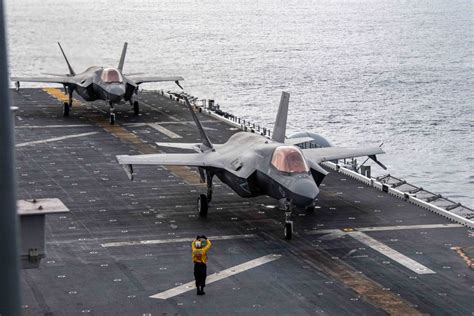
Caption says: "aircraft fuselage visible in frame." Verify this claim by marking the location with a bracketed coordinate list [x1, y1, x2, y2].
[206, 132, 321, 210]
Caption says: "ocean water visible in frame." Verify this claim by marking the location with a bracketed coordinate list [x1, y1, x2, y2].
[5, 0, 473, 206]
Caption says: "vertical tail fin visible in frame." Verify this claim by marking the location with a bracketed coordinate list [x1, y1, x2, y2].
[117, 42, 128, 72]
[271, 91, 290, 143]
[183, 97, 214, 151]
[57, 42, 75, 76]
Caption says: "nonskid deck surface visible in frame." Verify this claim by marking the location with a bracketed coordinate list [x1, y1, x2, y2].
[12, 89, 473, 315]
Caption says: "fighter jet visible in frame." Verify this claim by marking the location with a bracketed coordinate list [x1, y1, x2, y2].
[116, 92, 386, 239]
[11, 42, 184, 124]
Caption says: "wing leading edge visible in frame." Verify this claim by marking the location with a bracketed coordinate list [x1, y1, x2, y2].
[127, 76, 184, 85]
[302, 146, 384, 164]
[11, 76, 77, 85]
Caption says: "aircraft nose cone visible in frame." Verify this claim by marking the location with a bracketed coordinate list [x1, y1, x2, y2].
[290, 178, 319, 203]
[107, 84, 125, 97]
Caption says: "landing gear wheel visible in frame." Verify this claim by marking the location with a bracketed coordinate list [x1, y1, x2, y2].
[63, 102, 70, 117]
[284, 222, 293, 240]
[197, 194, 208, 217]
[109, 113, 115, 125]
[133, 101, 139, 115]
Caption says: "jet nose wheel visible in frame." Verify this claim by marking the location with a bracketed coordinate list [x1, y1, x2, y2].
[284, 221, 293, 240]
[133, 101, 139, 115]
[63, 102, 70, 117]
[197, 194, 208, 217]
[109, 113, 116, 125]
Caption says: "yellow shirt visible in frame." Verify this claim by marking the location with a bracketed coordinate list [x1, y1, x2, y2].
[192, 239, 212, 263]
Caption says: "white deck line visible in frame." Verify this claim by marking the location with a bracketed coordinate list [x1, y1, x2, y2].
[349, 232, 436, 274]
[16, 131, 99, 147]
[101, 234, 257, 248]
[15, 124, 90, 129]
[307, 223, 463, 235]
[356, 223, 463, 232]
[148, 123, 182, 139]
[150, 254, 281, 299]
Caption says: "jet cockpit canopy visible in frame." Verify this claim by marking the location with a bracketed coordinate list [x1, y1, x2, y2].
[100, 68, 123, 83]
[271, 146, 309, 173]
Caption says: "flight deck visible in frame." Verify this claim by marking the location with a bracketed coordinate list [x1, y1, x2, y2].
[12, 88, 473, 315]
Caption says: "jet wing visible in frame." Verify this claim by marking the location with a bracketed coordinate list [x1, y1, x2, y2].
[127, 76, 184, 85]
[156, 142, 202, 152]
[302, 146, 384, 163]
[117, 153, 224, 168]
[117, 153, 223, 180]
[11, 76, 77, 85]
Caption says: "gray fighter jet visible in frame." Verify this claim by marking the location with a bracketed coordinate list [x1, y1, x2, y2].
[11, 42, 184, 124]
[116, 92, 386, 239]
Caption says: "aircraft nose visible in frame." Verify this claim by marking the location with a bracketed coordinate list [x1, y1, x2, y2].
[290, 178, 319, 202]
[107, 84, 125, 97]
[106, 84, 125, 101]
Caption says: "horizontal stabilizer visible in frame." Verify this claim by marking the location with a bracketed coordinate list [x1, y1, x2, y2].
[285, 137, 315, 146]
[302, 146, 384, 164]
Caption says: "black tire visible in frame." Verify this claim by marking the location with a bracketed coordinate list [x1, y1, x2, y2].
[284, 222, 292, 240]
[197, 194, 208, 217]
[109, 113, 115, 125]
[133, 101, 139, 115]
[63, 102, 70, 117]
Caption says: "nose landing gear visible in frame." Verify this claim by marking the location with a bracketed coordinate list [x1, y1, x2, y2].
[109, 102, 115, 125]
[280, 200, 294, 240]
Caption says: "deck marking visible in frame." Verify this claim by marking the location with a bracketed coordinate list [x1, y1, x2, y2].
[16, 132, 99, 147]
[349, 231, 436, 274]
[148, 123, 182, 139]
[137, 99, 180, 121]
[356, 223, 463, 232]
[124, 120, 216, 127]
[307, 223, 463, 235]
[15, 124, 90, 129]
[101, 234, 256, 248]
[150, 254, 281, 299]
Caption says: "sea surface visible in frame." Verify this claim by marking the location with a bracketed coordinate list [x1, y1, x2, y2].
[5, 0, 473, 206]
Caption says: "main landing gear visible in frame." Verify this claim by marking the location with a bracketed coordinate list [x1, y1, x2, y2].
[63, 89, 73, 117]
[197, 171, 213, 217]
[133, 101, 139, 116]
[128, 99, 140, 116]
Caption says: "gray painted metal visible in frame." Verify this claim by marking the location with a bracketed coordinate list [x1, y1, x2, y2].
[0, 2, 21, 314]
[116, 92, 385, 237]
[10, 42, 184, 123]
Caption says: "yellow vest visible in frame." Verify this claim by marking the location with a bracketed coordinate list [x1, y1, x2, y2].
[192, 239, 212, 263]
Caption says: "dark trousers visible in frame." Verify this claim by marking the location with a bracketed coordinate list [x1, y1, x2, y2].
[194, 262, 207, 287]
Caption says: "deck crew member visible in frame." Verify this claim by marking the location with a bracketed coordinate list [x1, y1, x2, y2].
[192, 236, 212, 295]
